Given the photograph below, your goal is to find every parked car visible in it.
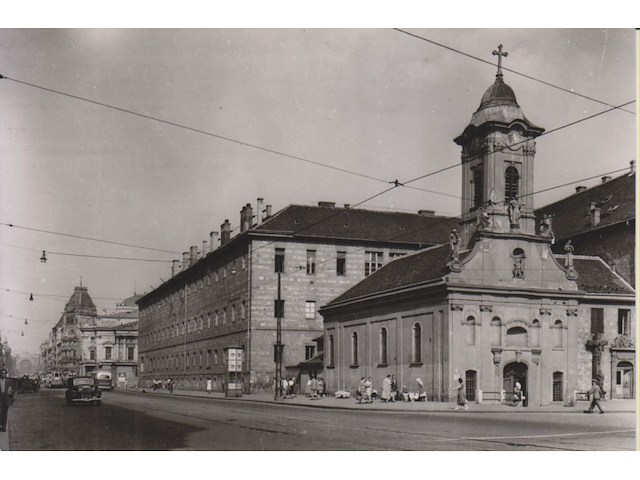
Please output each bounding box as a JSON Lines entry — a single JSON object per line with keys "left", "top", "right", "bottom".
{"left": 65, "top": 376, "right": 102, "bottom": 406}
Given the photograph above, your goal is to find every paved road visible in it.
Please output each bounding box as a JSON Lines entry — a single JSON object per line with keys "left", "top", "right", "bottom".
{"left": 3, "top": 388, "right": 635, "bottom": 450}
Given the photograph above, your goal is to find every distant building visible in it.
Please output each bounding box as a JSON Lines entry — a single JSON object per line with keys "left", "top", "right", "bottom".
{"left": 320, "top": 60, "right": 636, "bottom": 405}
{"left": 137, "top": 201, "right": 456, "bottom": 393}
{"left": 13, "top": 354, "right": 42, "bottom": 377}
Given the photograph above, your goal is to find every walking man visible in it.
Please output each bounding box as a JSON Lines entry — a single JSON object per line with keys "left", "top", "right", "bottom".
{"left": 584, "top": 379, "right": 605, "bottom": 414}
{"left": 1, "top": 367, "right": 15, "bottom": 432}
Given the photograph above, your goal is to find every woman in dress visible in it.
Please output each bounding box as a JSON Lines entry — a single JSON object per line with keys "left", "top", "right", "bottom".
{"left": 454, "top": 377, "right": 468, "bottom": 410}
{"left": 416, "top": 378, "right": 426, "bottom": 402}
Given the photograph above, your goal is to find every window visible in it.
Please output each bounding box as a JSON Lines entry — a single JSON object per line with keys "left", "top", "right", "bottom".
{"left": 127, "top": 347, "right": 135, "bottom": 361}
{"left": 90, "top": 349, "right": 96, "bottom": 361}
{"left": 490, "top": 317, "right": 502, "bottom": 346}
{"left": 389, "top": 252, "right": 406, "bottom": 260}
{"left": 553, "top": 320, "right": 563, "bottom": 348}
{"left": 207, "top": 313, "right": 211, "bottom": 329}
{"left": 531, "top": 319, "right": 541, "bottom": 348}
{"left": 466, "top": 316, "right": 476, "bottom": 346}
{"left": 223, "top": 308, "right": 227, "bottom": 324}
{"left": 306, "top": 250, "right": 316, "bottom": 275}
{"left": 199, "top": 316, "right": 204, "bottom": 331}
{"left": 506, "top": 326, "right": 527, "bottom": 347}
{"left": 223, "top": 266, "right": 227, "bottom": 279}
{"left": 336, "top": 251, "right": 346, "bottom": 276}
{"left": 206, "top": 350, "right": 211, "bottom": 368}
{"left": 275, "top": 248, "right": 285, "bottom": 273}
{"left": 305, "top": 301, "right": 316, "bottom": 320}
{"left": 505, "top": 165, "right": 520, "bottom": 200}
{"left": 412, "top": 323, "right": 422, "bottom": 363}
{"left": 591, "top": 308, "right": 604, "bottom": 335}
{"left": 305, "top": 345, "right": 316, "bottom": 360}
{"left": 214, "top": 311, "right": 219, "bottom": 327}
{"left": 553, "top": 372, "right": 563, "bottom": 402}
{"left": 379, "top": 328, "right": 388, "bottom": 365}
{"left": 105, "top": 347, "right": 112, "bottom": 360}
{"left": 465, "top": 370, "right": 477, "bottom": 401}
{"left": 365, "top": 251, "right": 383, "bottom": 276}
{"left": 230, "top": 305, "right": 236, "bottom": 323}
{"left": 328, "top": 335, "right": 334, "bottom": 367}
{"left": 351, "top": 332, "right": 359, "bottom": 366}
{"left": 473, "top": 166, "right": 483, "bottom": 209}
{"left": 214, "top": 350, "right": 219, "bottom": 365}
{"left": 618, "top": 309, "right": 630, "bottom": 336}
{"left": 241, "top": 302, "right": 246, "bottom": 321}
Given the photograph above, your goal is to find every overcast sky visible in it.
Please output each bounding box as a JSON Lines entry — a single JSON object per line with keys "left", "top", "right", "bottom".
{"left": 0, "top": 27, "right": 636, "bottom": 355}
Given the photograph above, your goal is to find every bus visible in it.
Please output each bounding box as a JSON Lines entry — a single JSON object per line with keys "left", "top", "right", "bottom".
{"left": 94, "top": 370, "right": 113, "bottom": 390}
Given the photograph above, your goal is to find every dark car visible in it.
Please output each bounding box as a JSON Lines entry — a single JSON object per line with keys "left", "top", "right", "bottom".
{"left": 65, "top": 376, "right": 102, "bottom": 406}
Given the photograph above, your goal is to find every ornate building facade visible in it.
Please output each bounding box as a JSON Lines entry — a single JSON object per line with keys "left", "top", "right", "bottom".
{"left": 320, "top": 52, "right": 635, "bottom": 405}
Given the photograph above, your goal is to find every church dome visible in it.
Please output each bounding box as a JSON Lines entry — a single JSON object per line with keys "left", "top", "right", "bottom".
{"left": 478, "top": 75, "right": 518, "bottom": 109}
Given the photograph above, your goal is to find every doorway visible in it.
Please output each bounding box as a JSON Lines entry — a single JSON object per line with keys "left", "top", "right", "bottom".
{"left": 615, "top": 361, "right": 634, "bottom": 399}
{"left": 503, "top": 362, "right": 528, "bottom": 406}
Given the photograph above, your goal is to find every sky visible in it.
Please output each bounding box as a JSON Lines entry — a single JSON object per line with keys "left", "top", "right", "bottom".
{"left": 0, "top": 27, "right": 636, "bottom": 355}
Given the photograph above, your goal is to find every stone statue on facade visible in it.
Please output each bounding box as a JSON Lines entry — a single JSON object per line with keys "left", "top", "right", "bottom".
{"left": 449, "top": 229, "right": 461, "bottom": 260}
{"left": 512, "top": 256, "right": 525, "bottom": 279}
{"left": 508, "top": 197, "right": 521, "bottom": 228}
{"left": 477, "top": 201, "right": 494, "bottom": 232}
{"left": 539, "top": 214, "right": 554, "bottom": 241}
{"left": 564, "top": 240, "right": 574, "bottom": 268}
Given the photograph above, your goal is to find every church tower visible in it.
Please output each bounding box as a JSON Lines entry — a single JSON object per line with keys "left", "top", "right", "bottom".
{"left": 454, "top": 45, "right": 544, "bottom": 248}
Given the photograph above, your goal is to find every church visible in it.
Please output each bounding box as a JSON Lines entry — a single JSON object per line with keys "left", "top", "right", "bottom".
{"left": 319, "top": 47, "right": 636, "bottom": 406}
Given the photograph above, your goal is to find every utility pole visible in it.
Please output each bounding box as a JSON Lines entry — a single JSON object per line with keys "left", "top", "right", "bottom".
{"left": 274, "top": 271, "right": 283, "bottom": 400}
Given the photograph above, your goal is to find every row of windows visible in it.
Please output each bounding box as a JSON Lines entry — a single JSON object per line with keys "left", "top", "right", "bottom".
{"left": 464, "top": 370, "right": 565, "bottom": 403}
{"left": 471, "top": 165, "right": 520, "bottom": 209}
{"left": 86, "top": 346, "right": 135, "bottom": 362}
{"left": 593, "top": 308, "right": 631, "bottom": 336}
{"left": 143, "top": 347, "right": 241, "bottom": 372}
{"left": 276, "top": 248, "right": 406, "bottom": 277}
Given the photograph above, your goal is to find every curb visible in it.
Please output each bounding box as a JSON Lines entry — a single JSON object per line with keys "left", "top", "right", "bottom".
{"left": 114, "top": 389, "right": 636, "bottom": 414}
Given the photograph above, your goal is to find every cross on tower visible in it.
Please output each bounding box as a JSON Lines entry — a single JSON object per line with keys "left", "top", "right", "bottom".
{"left": 492, "top": 44, "right": 508, "bottom": 77}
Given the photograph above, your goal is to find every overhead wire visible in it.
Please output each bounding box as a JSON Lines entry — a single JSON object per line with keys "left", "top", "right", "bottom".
{"left": 393, "top": 29, "right": 636, "bottom": 115}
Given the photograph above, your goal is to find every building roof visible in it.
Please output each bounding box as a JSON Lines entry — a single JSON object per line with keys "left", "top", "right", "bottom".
{"left": 324, "top": 246, "right": 633, "bottom": 309}
{"left": 535, "top": 172, "right": 635, "bottom": 242}
{"left": 571, "top": 256, "right": 635, "bottom": 295}
{"left": 326, "top": 244, "right": 451, "bottom": 306}
{"left": 254, "top": 204, "right": 456, "bottom": 246}
{"left": 64, "top": 286, "right": 97, "bottom": 314}
{"left": 118, "top": 294, "right": 143, "bottom": 308}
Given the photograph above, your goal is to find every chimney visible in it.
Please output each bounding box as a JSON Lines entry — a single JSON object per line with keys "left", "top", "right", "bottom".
{"left": 182, "top": 251, "right": 189, "bottom": 269}
{"left": 265, "top": 205, "right": 273, "bottom": 218}
{"left": 240, "top": 203, "right": 253, "bottom": 232}
{"left": 575, "top": 186, "right": 587, "bottom": 194}
{"left": 202, "top": 241, "right": 208, "bottom": 258}
{"left": 220, "top": 220, "right": 231, "bottom": 245}
{"left": 590, "top": 206, "right": 601, "bottom": 227}
{"left": 344, "top": 204, "right": 350, "bottom": 209}
{"left": 601, "top": 176, "right": 612, "bottom": 183}
{"left": 318, "top": 201, "right": 336, "bottom": 208}
{"left": 418, "top": 209, "right": 435, "bottom": 217}
{"left": 256, "top": 198, "right": 264, "bottom": 225}
{"left": 189, "top": 246, "right": 198, "bottom": 265}
{"left": 209, "top": 231, "right": 219, "bottom": 252}
{"left": 630, "top": 160, "right": 636, "bottom": 175}
{"left": 171, "top": 260, "right": 180, "bottom": 276}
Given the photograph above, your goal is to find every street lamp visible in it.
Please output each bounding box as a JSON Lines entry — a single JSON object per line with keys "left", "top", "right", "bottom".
{"left": 40, "top": 250, "right": 47, "bottom": 263}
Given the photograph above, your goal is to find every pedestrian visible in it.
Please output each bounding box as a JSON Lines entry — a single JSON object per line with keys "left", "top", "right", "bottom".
{"left": 317, "top": 377, "right": 325, "bottom": 397}
{"left": 206, "top": 378, "right": 213, "bottom": 394}
{"left": 310, "top": 376, "right": 319, "bottom": 398}
{"left": 356, "top": 377, "right": 366, "bottom": 403}
{"left": 513, "top": 381, "right": 523, "bottom": 406}
{"left": 365, "top": 376, "right": 373, "bottom": 402}
{"left": 390, "top": 375, "right": 398, "bottom": 402}
{"left": 584, "top": 379, "right": 605, "bottom": 414}
{"left": 281, "top": 377, "right": 289, "bottom": 398}
{"left": 453, "top": 377, "right": 468, "bottom": 410}
{"left": 0, "top": 367, "right": 15, "bottom": 433}
{"left": 416, "top": 378, "right": 426, "bottom": 402}
{"left": 381, "top": 374, "right": 392, "bottom": 402}
{"left": 168, "top": 378, "right": 174, "bottom": 393}
{"left": 289, "top": 377, "right": 296, "bottom": 397}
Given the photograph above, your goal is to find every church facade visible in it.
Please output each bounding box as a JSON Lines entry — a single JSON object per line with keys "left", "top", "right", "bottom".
{"left": 319, "top": 50, "right": 635, "bottom": 406}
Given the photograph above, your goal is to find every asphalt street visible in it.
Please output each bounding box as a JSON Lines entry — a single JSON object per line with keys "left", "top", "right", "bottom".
{"left": 2, "top": 388, "right": 636, "bottom": 451}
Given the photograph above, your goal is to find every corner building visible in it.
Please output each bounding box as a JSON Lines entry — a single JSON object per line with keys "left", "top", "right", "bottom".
{"left": 137, "top": 202, "right": 455, "bottom": 392}
{"left": 320, "top": 61, "right": 635, "bottom": 406}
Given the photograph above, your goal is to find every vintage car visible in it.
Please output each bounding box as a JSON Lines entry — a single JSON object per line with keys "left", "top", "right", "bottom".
{"left": 65, "top": 376, "right": 102, "bottom": 406}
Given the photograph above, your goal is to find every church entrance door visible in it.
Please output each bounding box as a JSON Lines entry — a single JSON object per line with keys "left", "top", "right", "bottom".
{"left": 503, "top": 362, "right": 528, "bottom": 406}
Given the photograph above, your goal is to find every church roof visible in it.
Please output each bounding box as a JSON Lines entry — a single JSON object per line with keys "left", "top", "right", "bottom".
{"left": 325, "top": 244, "right": 452, "bottom": 306}
{"left": 535, "top": 172, "right": 635, "bottom": 242}
{"left": 64, "top": 286, "right": 97, "bottom": 314}
{"left": 254, "top": 204, "right": 456, "bottom": 246}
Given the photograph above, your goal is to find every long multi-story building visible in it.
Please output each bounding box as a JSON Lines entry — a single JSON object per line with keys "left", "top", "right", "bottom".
{"left": 137, "top": 201, "right": 456, "bottom": 392}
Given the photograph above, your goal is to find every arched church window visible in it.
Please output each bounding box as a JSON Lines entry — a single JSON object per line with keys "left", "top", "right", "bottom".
{"left": 472, "top": 167, "right": 483, "bottom": 210}
{"left": 465, "top": 316, "right": 476, "bottom": 346}
{"left": 327, "top": 335, "right": 334, "bottom": 367}
{"left": 531, "top": 319, "right": 541, "bottom": 347}
{"left": 412, "top": 323, "right": 422, "bottom": 363}
{"left": 553, "top": 372, "right": 564, "bottom": 402}
{"left": 553, "top": 320, "right": 563, "bottom": 349}
{"left": 379, "top": 328, "right": 388, "bottom": 365}
{"left": 505, "top": 166, "right": 520, "bottom": 200}
{"left": 465, "top": 370, "right": 477, "bottom": 401}
{"left": 490, "top": 317, "right": 502, "bottom": 346}
{"left": 351, "top": 332, "right": 359, "bottom": 366}
{"left": 506, "top": 326, "right": 527, "bottom": 347}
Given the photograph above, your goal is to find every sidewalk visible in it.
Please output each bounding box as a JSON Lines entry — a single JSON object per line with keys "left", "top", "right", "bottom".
{"left": 119, "top": 387, "right": 637, "bottom": 414}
